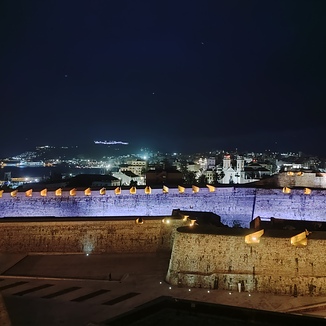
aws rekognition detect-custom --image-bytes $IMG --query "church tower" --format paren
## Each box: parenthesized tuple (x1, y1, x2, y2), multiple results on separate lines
(223, 155, 231, 170)
(236, 156, 244, 172)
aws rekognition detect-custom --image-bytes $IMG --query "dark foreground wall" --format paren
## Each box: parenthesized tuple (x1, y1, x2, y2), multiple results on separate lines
(1, 187, 326, 227)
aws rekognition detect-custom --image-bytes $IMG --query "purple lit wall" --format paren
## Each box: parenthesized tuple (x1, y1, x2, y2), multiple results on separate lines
(1, 187, 326, 227)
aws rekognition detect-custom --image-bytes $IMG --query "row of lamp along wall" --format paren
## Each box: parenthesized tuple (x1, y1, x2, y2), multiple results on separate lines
(1, 185, 313, 198)
(2, 184, 212, 198)
(282, 187, 312, 195)
(140, 215, 311, 247)
(245, 228, 310, 246)
(0, 185, 313, 198)
(1, 186, 313, 246)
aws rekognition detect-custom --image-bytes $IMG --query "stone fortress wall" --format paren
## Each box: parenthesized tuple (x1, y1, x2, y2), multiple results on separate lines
(0, 217, 186, 254)
(1, 185, 326, 296)
(166, 228, 326, 296)
(1, 186, 326, 227)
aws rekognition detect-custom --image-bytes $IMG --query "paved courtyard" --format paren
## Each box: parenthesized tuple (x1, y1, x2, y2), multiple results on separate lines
(1, 252, 326, 325)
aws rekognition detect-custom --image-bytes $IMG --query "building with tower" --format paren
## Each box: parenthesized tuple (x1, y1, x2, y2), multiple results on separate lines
(220, 155, 256, 184)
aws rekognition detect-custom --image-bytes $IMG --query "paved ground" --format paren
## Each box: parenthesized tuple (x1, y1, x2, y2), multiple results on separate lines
(1, 252, 326, 325)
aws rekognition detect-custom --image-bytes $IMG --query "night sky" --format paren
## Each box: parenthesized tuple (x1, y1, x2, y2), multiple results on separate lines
(1, 0, 326, 158)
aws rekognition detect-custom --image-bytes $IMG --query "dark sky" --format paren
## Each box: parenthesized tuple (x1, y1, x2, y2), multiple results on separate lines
(1, 0, 326, 157)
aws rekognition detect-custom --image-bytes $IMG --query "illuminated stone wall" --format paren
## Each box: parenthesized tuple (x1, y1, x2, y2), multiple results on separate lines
(166, 230, 326, 296)
(275, 172, 326, 188)
(1, 187, 326, 227)
(0, 217, 186, 254)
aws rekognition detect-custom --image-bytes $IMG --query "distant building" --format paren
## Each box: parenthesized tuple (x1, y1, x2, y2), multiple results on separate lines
(244, 162, 271, 179)
(120, 159, 147, 176)
(145, 168, 183, 186)
(220, 155, 247, 184)
(112, 171, 145, 186)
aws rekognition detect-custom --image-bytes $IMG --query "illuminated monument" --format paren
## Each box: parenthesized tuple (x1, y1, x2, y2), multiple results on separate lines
(1, 185, 326, 296)
(0, 185, 326, 227)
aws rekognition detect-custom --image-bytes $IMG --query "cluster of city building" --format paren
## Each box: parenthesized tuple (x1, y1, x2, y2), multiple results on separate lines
(0, 145, 324, 190)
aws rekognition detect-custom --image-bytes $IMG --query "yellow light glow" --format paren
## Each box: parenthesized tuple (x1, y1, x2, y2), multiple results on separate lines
(245, 229, 264, 244)
(40, 188, 47, 197)
(206, 184, 215, 192)
(11, 190, 18, 197)
(297, 171, 304, 176)
(163, 185, 169, 193)
(70, 188, 77, 196)
(130, 186, 136, 194)
(178, 185, 185, 193)
(0, 190, 4, 198)
(25, 189, 32, 197)
(84, 187, 91, 196)
(291, 229, 310, 247)
(192, 185, 199, 193)
(55, 188, 62, 196)
(114, 187, 121, 195)
(135, 217, 144, 224)
(304, 187, 311, 195)
(183, 215, 189, 222)
(287, 171, 295, 176)
(100, 187, 106, 195)
(282, 187, 291, 194)
(145, 186, 151, 194)
(189, 219, 196, 226)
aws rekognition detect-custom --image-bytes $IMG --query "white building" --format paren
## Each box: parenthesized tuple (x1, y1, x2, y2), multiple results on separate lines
(220, 155, 252, 184)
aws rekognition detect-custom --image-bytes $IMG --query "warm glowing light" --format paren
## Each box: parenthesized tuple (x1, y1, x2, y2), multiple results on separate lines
(287, 171, 295, 176)
(206, 184, 215, 192)
(291, 229, 310, 247)
(130, 186, 136, 194)
(100, 187, 106, 195)
(55, 188, 62, 196)
(162, 218, 170, 224)
(114, 187, 121, 195)
(304, 187, 312, 195)
(135, 217, 144, 224)
(245, 229, 264, 244)
(84, 187, 91, 196)
(163, 185, 169, 193)
(11, 190, 18, 197)
(40, 188, 47, 197)
(25, 189, 32, 197)
(178, 185, 185, 193)
(192, 185, 199, 193)
(282, 187, 291, 194)
(145, 186, 151, 194)
(183, 215, 189, 222)
(0, 190, 4, 198)
(297, 171, 304, 176)
(70, 188, 77, 196)
(189, 219, 196, 226)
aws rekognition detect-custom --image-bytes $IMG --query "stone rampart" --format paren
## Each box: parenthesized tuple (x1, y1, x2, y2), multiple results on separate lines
(1, 187, 326, 227)
(166, 228, 326, 296)
(0, 217, 187, 254)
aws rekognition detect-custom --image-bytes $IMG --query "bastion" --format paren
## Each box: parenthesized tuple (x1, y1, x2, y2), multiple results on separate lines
(166, 225, 326, 296)
(0, 216, 187, 254)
